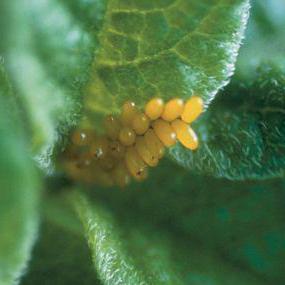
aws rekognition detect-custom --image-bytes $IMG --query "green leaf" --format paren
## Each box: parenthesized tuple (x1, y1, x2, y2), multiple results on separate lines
(60, 158, 284, 284)
(70, 190, 264, 285)
(2, 0, 100, 167)
(85, 0, 250, 114)
(21, 220, 101, 285)
(3, 0, 250, 168)
(169, 64, 285, 179)
(0, 65, 40, 285)
(237, 0, 285, 79)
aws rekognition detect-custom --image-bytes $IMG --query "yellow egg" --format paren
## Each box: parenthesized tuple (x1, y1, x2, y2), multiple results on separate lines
(181, 96, 203, 123)
(113, 162, 131, 188)
(161, 98, 184, 121)
(144, 129, 165, 159)
(108, 141, 126, 160)
(145, 98, 164, 120)
(171, 119, 199, 150)
(62, 161, 82, 180)
(132, 112, 150, 135)
(63, 144, 80, 161)
(71, 129, 92, 146)
(99, 154, 116, 171)
(91, 164, 114, 187)
(125, 147, 147, 181)
(76, 151, 93, 168)
(152, 119, 177, 147)
(120, 101, 137, 126)
(135, 136, 159, 167)
(119, 127, 136, 146)
(104, 115, 121, 140)
(90, 136, 109, 159)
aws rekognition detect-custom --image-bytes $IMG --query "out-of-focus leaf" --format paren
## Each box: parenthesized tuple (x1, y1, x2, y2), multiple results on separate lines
(0, 65, 40, 285)
(236, 0, 285, 79)
(2, 0, 100, 169)
(70, 190, 263, 285)
(21, 221, 101, 285)
(169, 64, 285, 179)
(3, 0, 250, 170)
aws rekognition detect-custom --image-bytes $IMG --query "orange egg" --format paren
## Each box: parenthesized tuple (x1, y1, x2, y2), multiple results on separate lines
(132, 112, 150, 135)
(104, 115, 121, 140)
(161, 98, 184, 121)
(71, 129, 92, 146)
(145, 98, 164, 120)
(108, 141, 126, 160)
(119, 127, 136, 146)
(135, 136, 159, 167)
(113, 162, 131, 188)
(120, 101, 137, 126)
(171, 119, 199, 150)
(90, 136, 109, 159)
(125, 147, 147, 181)
(181, 96, 203, 123)
(144, 129, 165, 159)
(152, 119, 177, 147)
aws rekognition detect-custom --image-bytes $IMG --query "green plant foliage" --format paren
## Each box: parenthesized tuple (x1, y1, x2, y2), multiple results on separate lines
(85, 0, 250, 114)
(71, 190, 263, 285)
(2, 0, 100, 166)
(21, 221, 101, 285)
(169, 64, 285, 179)
(1, 0, 285, 284)
(0, 66, 40, 285)
(3, 0, 250, 167)
(63, 159, 284, 284)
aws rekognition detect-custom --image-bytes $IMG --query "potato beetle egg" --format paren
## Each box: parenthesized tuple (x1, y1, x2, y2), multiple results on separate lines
(135, 165, 148, 182)
(108, 141, 126, 160)
(171, 119, 199, 150)
(76, 151, 93, 168)
(63, 144, 80, 161)
(71, 129, 92, 146)
(152, 119, 177, 147)
(181, 96, 203, 123)
(120, 101, 138, 126)
(135, 136, 159, 167)
(119, 127, 136, 146)
(125, 147, 147, 181)
(99, 154, 116, 171)
(112, 162, 131, 188)
(104, 115, 121, 140)
(91, 164, 114, 187)
(132, 112, 150, 135)
(145, 98, 164, 120)
(144, 129, 165, 159)
(90, 136, 109, 159)
(161, 98, 184, 121)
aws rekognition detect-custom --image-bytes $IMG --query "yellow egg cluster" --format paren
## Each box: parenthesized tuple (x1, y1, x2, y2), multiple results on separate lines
(61, 96, 203, 188)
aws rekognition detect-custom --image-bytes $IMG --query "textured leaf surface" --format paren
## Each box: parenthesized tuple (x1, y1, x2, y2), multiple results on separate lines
(169, 65, 285, 179)
(71, 190, 263, 285)
(0, 66, 40, 285)
(70, 160, 285, 284)
(85, 0, 250, 115)
(21, 221, 101, 285)
(3, 0, 250, 167)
